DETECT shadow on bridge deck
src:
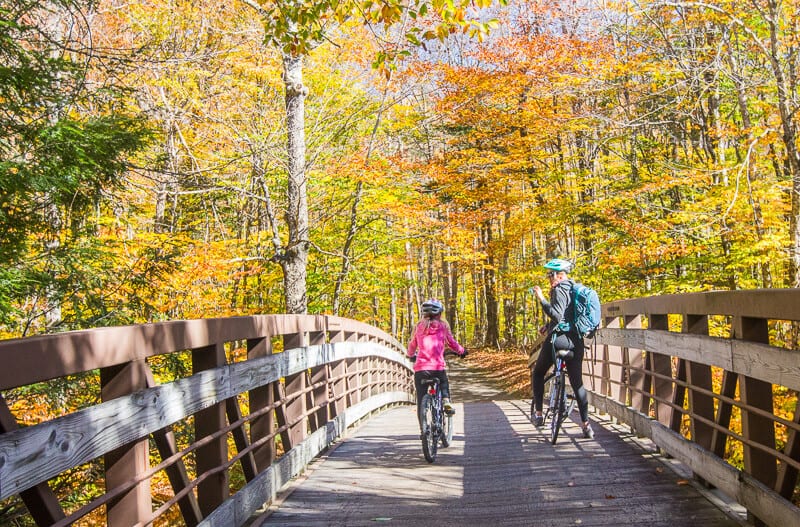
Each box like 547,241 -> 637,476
250,364 -> 746,527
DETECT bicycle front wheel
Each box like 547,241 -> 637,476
420,394 -> 438,462
550,376 -> 566,445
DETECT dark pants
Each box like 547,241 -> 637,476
414,370 -> 450,429
531,332 -> 589,423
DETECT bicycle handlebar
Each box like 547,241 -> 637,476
409,349 -> 468,362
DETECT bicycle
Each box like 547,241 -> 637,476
418,376 -> 454,463
542,348 -> 577,444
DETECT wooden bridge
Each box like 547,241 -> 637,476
0,290 -> 799,526
255,363 -> 744,526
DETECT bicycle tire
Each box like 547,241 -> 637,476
420,394 -> 438,462
543,377 -> 557,423
441,412 -> 454,447
550,375 -> 566,445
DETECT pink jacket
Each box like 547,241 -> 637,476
407,318 -> 464,372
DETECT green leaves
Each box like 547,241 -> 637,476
0,1 -> 152,327
255,0 -> 505,70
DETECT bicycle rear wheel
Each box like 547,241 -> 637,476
420,394 -> 438,462
550,376 -> 566,445
441,412 -> 454,447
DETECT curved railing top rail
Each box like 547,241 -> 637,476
0,314 -> 404,391
602,288 -> 800,320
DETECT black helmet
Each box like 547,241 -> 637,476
421,299 -> 444,316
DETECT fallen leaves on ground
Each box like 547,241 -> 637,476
463,346 -> 532,398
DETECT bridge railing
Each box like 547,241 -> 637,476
0,314 -> 414,526
587,289 -> 800,527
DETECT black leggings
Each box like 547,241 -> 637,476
531,333 -> 589,423
414,370 -> 450,428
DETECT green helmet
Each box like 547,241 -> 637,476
543,258 -> 573,273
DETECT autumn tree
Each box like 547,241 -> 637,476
240,0 -> 503,314
0,1 -> 150,333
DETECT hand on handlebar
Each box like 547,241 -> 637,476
409,354 -> 417,362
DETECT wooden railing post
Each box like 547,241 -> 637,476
735,316 -> 777,490
100,360 -> 151,527
309,328 -> 329,432
283,331 -> 308,448
192,343 -> 229,516
345,331 -> 361,406
248,337 -> 275,471
648,314 -> 673,425
363,334 -> 373,400
362,355 -> 372,401
329,325 -> 348,418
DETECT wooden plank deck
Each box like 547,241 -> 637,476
250,363 -> 746,527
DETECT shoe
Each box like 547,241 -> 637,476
533,414 -> 544,427
443,399 -> 456,416
582,423 -> 594,439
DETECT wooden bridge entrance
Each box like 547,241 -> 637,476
255,362 -> 744,526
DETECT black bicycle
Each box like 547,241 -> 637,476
419,377 -> 454,463
542,348 -> 577,444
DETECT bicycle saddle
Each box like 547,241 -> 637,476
420,378 -> 439,386
555,349 -> 574,360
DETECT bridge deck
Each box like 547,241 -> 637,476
252,363 -> 745,527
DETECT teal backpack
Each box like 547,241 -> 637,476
571,283 -> 601,338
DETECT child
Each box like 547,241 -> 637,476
407,299 -> 467,422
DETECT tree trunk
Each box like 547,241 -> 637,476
281,54 -> 309,314
390,287 -> 397,337
332,181 -> 362,315
754,0 -> 800,286
472,264 -> 485,343
442,251 -> 458,337
483,221 -> 499,347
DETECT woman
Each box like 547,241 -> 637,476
407,299 -> 467,426
531,258 -> 594,439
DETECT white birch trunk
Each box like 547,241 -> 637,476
282,53 -> 309,314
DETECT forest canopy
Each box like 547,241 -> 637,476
1,0 -> 798,347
